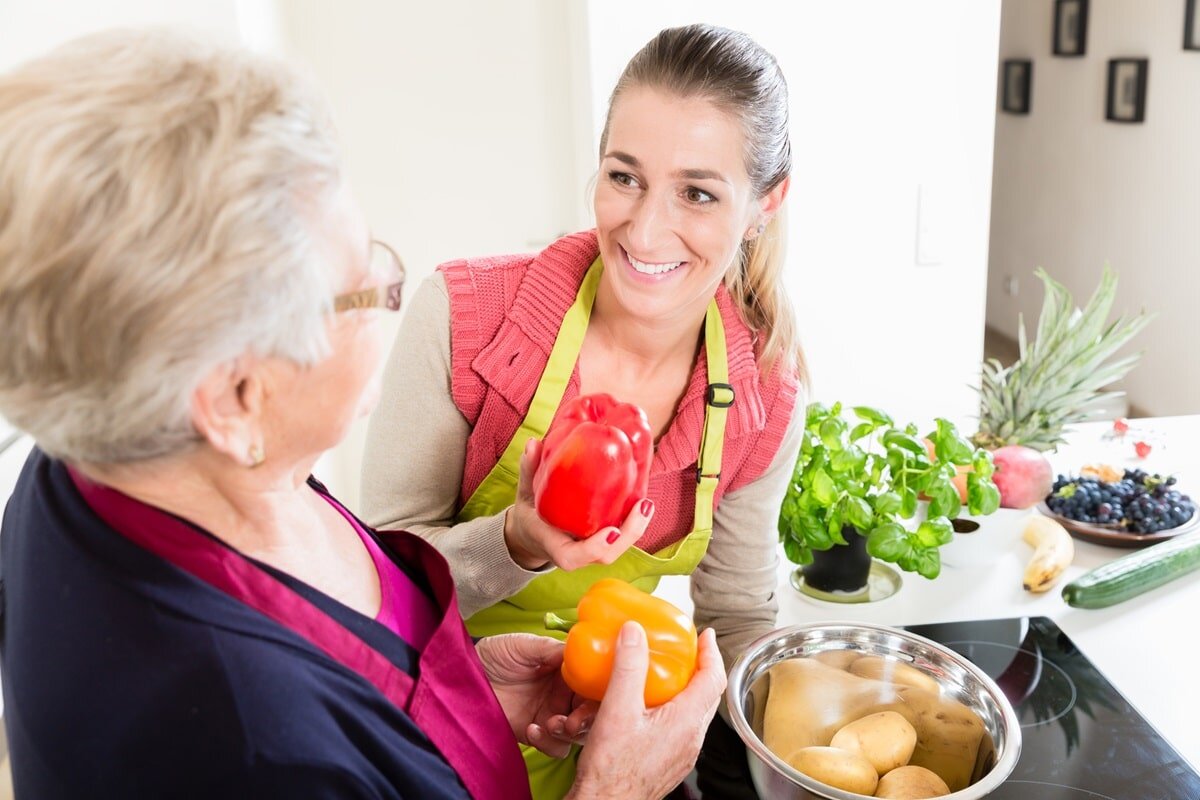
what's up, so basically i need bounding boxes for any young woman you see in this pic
[362,24,807,798]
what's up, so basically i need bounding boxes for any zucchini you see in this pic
[1062,531,1200,609]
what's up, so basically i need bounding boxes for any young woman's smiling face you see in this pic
[594,87,763,325]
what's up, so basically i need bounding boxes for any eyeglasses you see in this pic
[332,240,406,313]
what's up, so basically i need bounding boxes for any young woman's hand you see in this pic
[503,438,653,571]
[566,624,727,800]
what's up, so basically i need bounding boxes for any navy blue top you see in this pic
[0,450,473,799]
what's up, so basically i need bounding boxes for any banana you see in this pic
[1022,515,1075,592]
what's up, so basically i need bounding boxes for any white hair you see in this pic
[0,29,342,463]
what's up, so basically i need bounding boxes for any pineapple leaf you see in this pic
[974,267,1152,450]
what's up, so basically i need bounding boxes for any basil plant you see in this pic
[778,402,1001,579]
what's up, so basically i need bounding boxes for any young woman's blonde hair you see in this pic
[598,24,807,382]
[0,30,342,464]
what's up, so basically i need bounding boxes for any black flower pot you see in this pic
[802,526,872,592]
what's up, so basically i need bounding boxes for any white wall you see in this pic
[0,0,266,69]
[988,0,1200,416]
[2,1,1004,510]
[277,0,588,506]
[587,1,1002,431]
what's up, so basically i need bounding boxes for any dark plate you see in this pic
[1036,502,1199,548]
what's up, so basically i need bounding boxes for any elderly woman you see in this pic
[0,31,725,800]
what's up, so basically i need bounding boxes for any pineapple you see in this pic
[974,266,1151,452]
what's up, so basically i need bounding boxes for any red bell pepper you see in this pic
[532,393,653,539]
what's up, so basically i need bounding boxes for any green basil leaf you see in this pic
[798,490,822,513]
[845,496,873,531]
[901,488,918,518]
[932,419,974,464]
[873,491,902,516]
[812,469,837,506]
[782,536,810,565]
[883,430,926,455]
[866,522,908,561]
[926,480,961,520]
[845,480,870,499]
[776,501,796,536]
[870,455,885,483]
[972,450,996,479]
[925,485,949,519]
[852,406,893,426]
[967,473,1001,515]
[819,417,847,451]
[849,422,876,442]
[916,518,953,548]
[929,516,955,546]
[910,469,935,496]
[800,512,833,550]
[831,445,868,474]
[827,501,846,544]
[805,402,830,428]
[915,547,942,579]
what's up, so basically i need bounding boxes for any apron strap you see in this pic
[694,303,732,533]
[457,256,603,522]
[458,256,734,537]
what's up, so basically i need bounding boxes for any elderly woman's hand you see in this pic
[503,438,653,572]
[476,633,593,759]
[566,623,726,800]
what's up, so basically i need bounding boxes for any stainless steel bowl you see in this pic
[726,621,1021,799]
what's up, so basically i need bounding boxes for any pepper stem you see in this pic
[543,612,576,633]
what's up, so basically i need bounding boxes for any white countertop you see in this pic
[657,415,1200,771]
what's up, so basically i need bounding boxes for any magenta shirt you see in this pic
[320,493,439,650]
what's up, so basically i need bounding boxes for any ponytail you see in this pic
[728,207,807,382]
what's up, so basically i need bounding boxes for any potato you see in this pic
[897,686,986,792]
[787,746,878,796]
[829,711,917,775]
[874,765,951,798]
[849,656,941,695]
[763,659,905,760]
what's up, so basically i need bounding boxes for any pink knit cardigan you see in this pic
[439,231,799,552]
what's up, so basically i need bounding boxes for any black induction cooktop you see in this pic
[692,616,1200,800]
[901,616,1200,800]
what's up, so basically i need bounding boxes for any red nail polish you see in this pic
[605,529,620,544]
[640,498,654,517]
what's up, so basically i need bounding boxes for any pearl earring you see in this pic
[247,443,265,468]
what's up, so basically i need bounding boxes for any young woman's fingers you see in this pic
[552,497,655,569]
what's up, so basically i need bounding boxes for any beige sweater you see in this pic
[361,273,804,672]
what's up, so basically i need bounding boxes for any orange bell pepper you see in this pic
[544,578,697,708]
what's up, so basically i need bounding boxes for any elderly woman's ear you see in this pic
[190,357,268,468]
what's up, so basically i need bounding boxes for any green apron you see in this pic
[456,258,733,799]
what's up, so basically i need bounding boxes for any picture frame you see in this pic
[1053,0,1089,56]
[1186,0,1200,51]
[1105,59,1148,123]
[1001,59,1032,115]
